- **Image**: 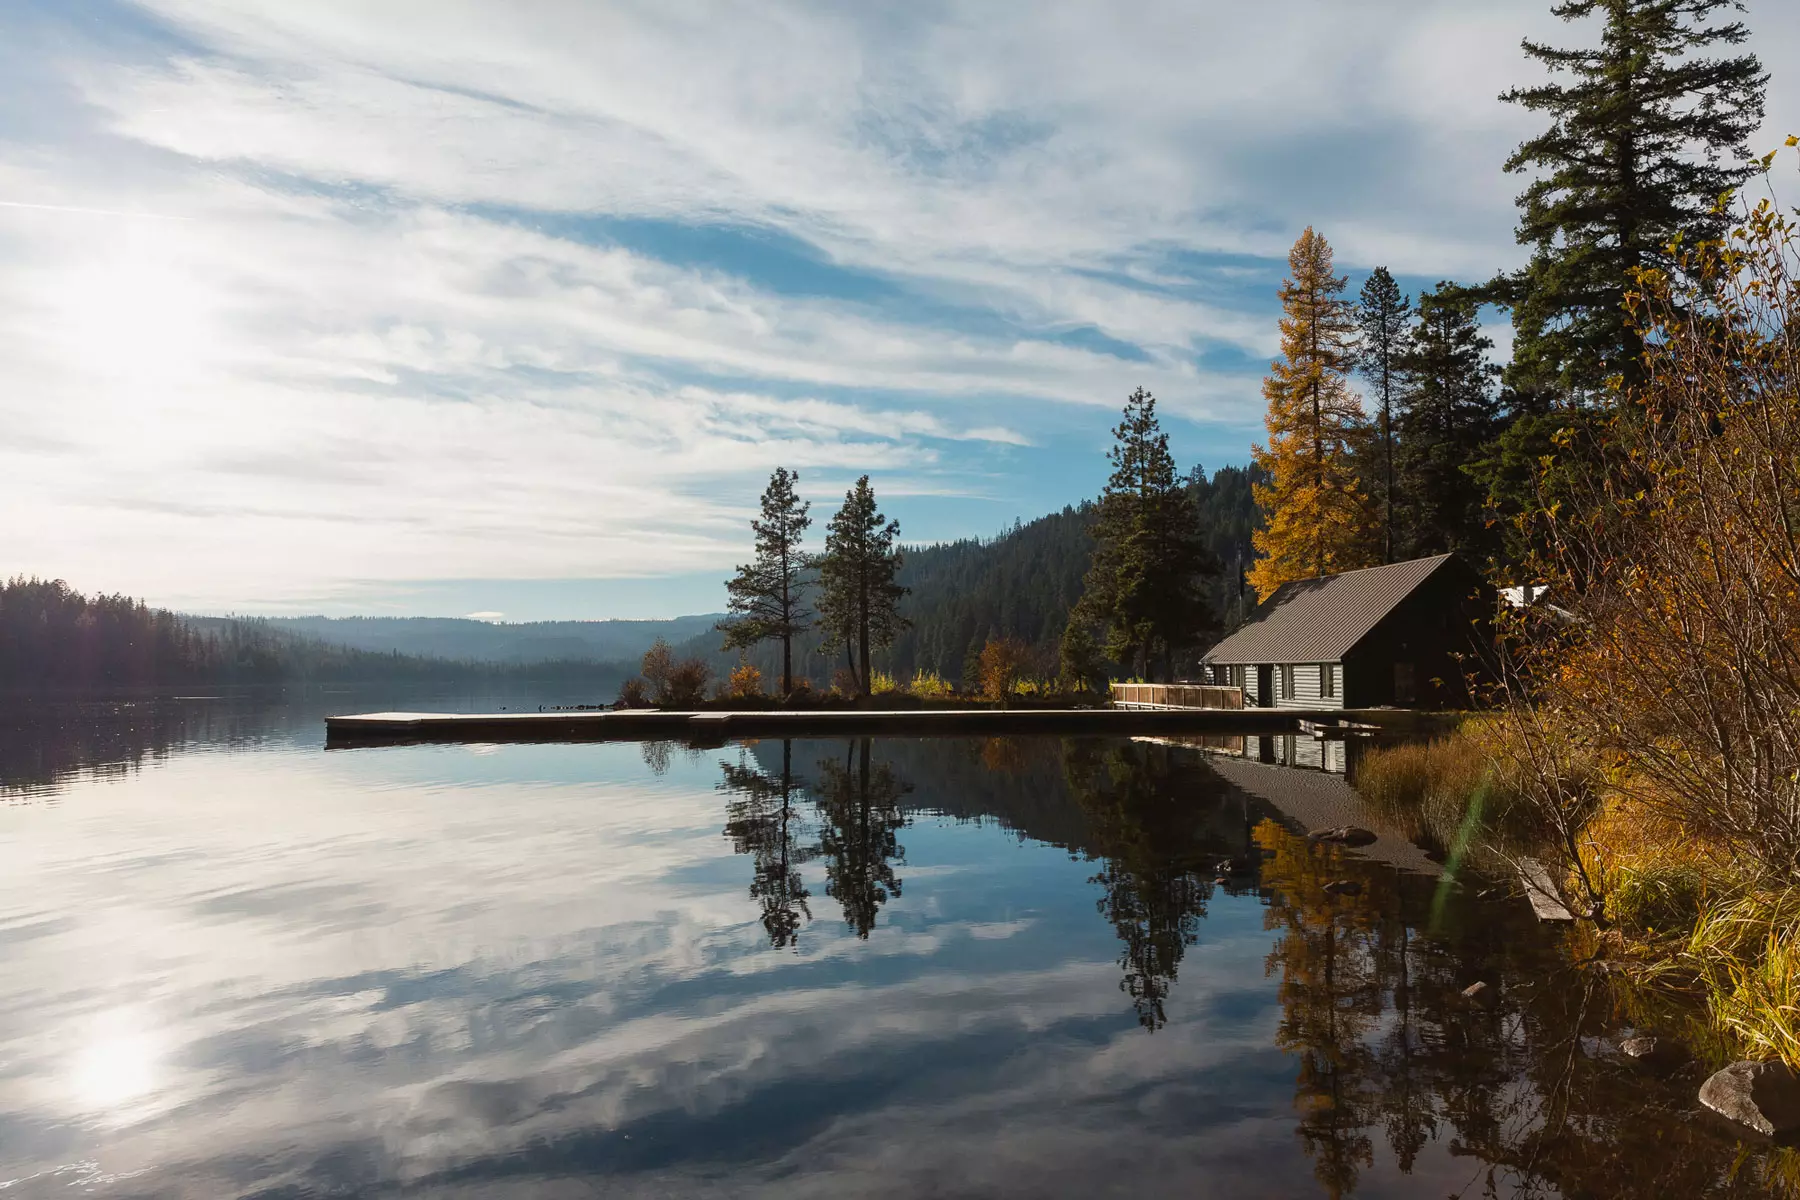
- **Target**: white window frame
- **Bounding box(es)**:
[1320,663,1337,698]
[1279,664,1295,700]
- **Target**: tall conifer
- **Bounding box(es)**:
[1392,284,1502,560]
[1496,0,1765,401]
[815,476,908,696]
[718,467,812,695]
[1075,388,1216,681]
[1355,267,1411,563]
[1250,229,1379,598]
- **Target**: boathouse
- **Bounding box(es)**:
[1200,553,1494,709]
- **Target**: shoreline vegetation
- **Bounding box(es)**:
[1353,162,1800,1090]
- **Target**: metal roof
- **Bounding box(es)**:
[1202,554,1458,665]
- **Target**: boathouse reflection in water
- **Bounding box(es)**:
[718,736,1800,1198]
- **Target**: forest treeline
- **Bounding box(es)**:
[0,577,626,691]
[696,0,1777,694]
[676,463,1262,693]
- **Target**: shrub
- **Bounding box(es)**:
[869,670,902,695]
[726,660,764,700]
[617,676,650,708]
[906,670,954,699]
[641,638,674,703]
[665,658,711,707]
[978,636,1029,701]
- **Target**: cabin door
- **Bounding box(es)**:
[1256,665,1274,708]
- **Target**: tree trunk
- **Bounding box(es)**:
[780,562,793,696]
[858,563,871,697]
[1382,360,1394,564]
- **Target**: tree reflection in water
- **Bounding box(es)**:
[711,736,1800,1196]
[718,740,814,948]
[814,737,910,939]
[1062,739,1260,1031]
[1256,817,1800,1199]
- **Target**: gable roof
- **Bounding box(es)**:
[1202,554,1459,665]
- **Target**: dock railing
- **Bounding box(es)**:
[1109,682,1245,710]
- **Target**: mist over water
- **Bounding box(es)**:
[0,693,1782,1197]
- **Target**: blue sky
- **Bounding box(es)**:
[1,0,1794,620]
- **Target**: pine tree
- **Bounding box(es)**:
[1075,389,1217,681]
[717,467,812,695]
[815,476,908,696]
[1354,267,1411,564]
[1391,284,1502,560]
[1250,229,1379,598]
[1496,0,1765,402]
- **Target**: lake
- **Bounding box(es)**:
[0,690,1788,1198]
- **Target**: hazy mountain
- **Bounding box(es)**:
[257,614,724,665]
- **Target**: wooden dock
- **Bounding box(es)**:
[1518,857,1576,922]
[1298,718,1381,740]
[1110,683,1244,710]
[324,706,1393,748]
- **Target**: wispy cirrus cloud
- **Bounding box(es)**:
[1,0,1794,615]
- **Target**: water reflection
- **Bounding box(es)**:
[7,701,1800,1197]
[718,741,814,948]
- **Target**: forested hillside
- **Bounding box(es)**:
[261,614,721,664]
[680,464,1264,688]
[0,578,627,692]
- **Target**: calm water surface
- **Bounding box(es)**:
[0,691,1787,1197]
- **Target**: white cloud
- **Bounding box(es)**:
[1,0,1794,610]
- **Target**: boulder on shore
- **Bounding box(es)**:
[1309,826,1377,847]
[1699,1061,1800,1139]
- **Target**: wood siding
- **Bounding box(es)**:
[1272,663,1346,711]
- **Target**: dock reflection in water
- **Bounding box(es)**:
[0,697,1793,1197]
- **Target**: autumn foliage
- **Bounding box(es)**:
[1515,178,1800,882]
[1250,228,1381,598]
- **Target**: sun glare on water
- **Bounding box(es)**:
[70,1017,164,1111]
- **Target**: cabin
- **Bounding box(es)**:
[1200,553,1494,709]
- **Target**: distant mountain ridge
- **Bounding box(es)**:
[256,614,725,666]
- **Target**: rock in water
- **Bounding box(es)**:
[1322,879,1363,896]
[1699,1061,1800,1138]
[1461,981,1493,1004]
[1309,826,1377,847]
[1620,1036,1659,1059]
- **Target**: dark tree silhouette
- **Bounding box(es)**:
[814,477,908,695]
[1355,267,1411,563]
[719,740,815,948]
[1494,0,1766,402]
[1074,389,1218,681]
[718,467,813,696]
[813,738,909,938]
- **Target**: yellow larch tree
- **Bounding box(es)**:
[1249,227,1380,599]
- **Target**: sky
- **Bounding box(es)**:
[1,1,1795,620]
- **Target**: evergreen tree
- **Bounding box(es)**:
[717,467,812,695]
[1495,0,1766,402]
[1076,388,1217,681]
[1250,229,1379,598]
[1355,267,1411,563]
[1391,284,1503,560]
[1057,618,1107,694]
[814,476,908,696]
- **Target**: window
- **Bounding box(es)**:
[1321,663,1337,698]
[1279,665,1295,700]
[1394,662,1417,703]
